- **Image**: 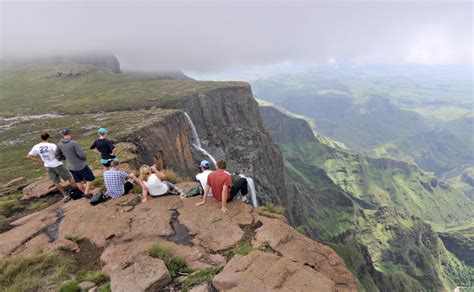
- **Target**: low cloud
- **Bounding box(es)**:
[1,1,472,72]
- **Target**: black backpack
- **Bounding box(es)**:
[69,188,84,200]
[90,192,111,206]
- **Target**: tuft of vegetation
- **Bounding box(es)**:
[182,267,220,291]
[78,270,109,285]
[65,234,80,243]
[257,204,285,218]
[98,282,111,292]
[0,252,74,291]
[148,243,193,278]
[59,279,79,292]
[164,169,181,184]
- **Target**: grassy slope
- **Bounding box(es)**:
[281,141,474,291]
[281,141,473,226]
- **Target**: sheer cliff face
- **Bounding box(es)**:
[162,84,287,205]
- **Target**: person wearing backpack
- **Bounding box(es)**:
[55,129,95,196]
[27,132,76,200]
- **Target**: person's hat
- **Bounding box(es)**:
[98,127,108,135]
[199,160,210,168]
[61,129,72,135]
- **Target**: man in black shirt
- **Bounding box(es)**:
[90,128,117,170]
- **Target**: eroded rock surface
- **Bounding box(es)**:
[21,177,56,200]
[1,191,356,291]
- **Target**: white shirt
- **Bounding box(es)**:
[196,170,213,197]
[28,142,63,168]
[144,174,169,196]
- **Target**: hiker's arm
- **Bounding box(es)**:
[74,143,87,160]
[196,184,210,206]
[27,155,42,164]
[151,166,166,180]
[220,185,229,214]
[55,146,62,159]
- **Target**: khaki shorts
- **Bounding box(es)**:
[46,165,72,184]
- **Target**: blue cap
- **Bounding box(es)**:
[61,129,72,135]
[98,127,108,135]
[199,160,210,168]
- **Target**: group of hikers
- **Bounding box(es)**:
[27,128,250,214]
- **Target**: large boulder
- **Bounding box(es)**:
[110,254,171,292]
[213,251,337,291]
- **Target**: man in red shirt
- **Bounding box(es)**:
[195,159,233,214]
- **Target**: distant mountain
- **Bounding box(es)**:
[251,67,473,176]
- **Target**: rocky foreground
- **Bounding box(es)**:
[0,181,356,291]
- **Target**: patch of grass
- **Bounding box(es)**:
[59,279,79,292]
[93,176,104,188]
[0,252,74,291]
[148,243,193,278]
[164,169,181,184]
[182,267,220,291]
[234,240,254,256]
[257,204,285,218]
[78,270,109,285]
[98,282,111,292]
[65,234,80,243]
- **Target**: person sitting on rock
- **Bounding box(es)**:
[55,129,95,196]
[27,132,76,200]
[103,160,136,198]
[195,159,248,214]
[138,165,182,203]
[195,160,213,197]
[90,127,118,170]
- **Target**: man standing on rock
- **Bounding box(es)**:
[27,132,76,199]
[196,159,247,214]
[90,127,117,170]
[55,129,95,196]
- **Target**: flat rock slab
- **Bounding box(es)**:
[5,176,26,188]
[212,251,337,292]
[179,197,254,251]
[110,254,171,292]
[21,177,56,200]
[253,215,357,291]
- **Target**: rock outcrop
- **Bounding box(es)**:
[0,190,356,291]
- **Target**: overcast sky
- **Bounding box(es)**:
[1,1,472,72]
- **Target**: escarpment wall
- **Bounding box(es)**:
[164,83,287,205]
[122,111,196,178]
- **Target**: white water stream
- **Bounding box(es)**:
[184,112,259,208]
[184,112,217,167]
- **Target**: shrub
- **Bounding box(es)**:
[164,169,181,184]
[148,243,192,278]
[182,267,220,291]
[98,282,111,292]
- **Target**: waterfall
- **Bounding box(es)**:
[240,174,259,208]
[183,112,217,167]
[184,112,258,208]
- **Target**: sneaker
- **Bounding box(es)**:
[63,195,71,202]
[242,196,250,204]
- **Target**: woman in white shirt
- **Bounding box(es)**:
[138,165,181,202]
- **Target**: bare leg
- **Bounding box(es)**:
[68,178,76,188]
[55,183,67,196]
[76,182,85,193]
[84,181,93,195]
